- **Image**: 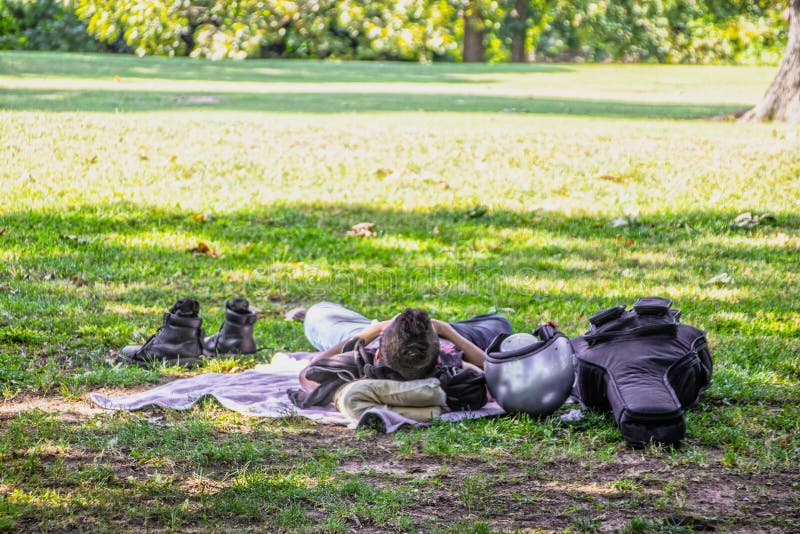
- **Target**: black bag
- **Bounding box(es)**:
[572,297,712,447]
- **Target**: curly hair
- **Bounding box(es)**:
[379,308,439,380]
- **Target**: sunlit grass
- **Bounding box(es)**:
[0,52,798,532]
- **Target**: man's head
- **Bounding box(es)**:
[378,308,439,380]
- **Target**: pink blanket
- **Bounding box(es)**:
[90,355,505,433]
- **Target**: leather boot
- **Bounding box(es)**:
[203,298,257,356]
[120,298,205,367]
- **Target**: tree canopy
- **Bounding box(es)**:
[0,0,790,63]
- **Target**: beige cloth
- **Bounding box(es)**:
[334,378,448,422]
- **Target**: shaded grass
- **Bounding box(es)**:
[0,52,799,532]
[2,204,798,405]
[0,88,748,118]
[2,406,796,532]
[0,51,572,84]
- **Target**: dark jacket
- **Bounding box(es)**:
[288,337,487,411]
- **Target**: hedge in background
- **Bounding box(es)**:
[536,0,787,64]
[0,0,790,63]
[0,0,104,51]
[74,0,462,61]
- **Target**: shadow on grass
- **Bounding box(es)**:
[2,201,798,304]
[0,51,572,84]
[0,87,749,119]
[1,201,798,405]
[1,408,798,532]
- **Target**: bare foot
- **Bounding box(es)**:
[284,307,307,322]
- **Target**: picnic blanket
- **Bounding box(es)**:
[89,354,506,433]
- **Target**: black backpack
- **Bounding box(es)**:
[572,297,712,447]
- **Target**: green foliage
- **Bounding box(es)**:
[536,0,787,64]
[0,1,23,50]
[0,0,791,62]
[0,0,101,51]
[75,0,461,60]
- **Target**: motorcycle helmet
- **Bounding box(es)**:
[485,322,575,416]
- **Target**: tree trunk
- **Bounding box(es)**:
[462,9,485,63]
[509,0,529,63]
[739,1,800,122]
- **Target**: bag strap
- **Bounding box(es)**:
[533,321,561,342]
[584,321,678,344]
[633,297,672,315]
[589,306,625,327]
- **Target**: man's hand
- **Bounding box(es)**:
[431,318,486,369]
[357,318,393,344]
[431,319,451,337]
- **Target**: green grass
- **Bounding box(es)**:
[1,51,799,532]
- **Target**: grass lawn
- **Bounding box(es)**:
[1,51,799,532]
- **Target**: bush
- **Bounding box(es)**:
[1,0,791,64]
[0,0,104,51]
[0,1,23,49]
[535,0,786,65]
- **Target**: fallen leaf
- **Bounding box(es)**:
[113,75,121,83]
[70,275,88,286]
[189,214,208,222]
[466,206,487,218]
[138,154,149,161]
[188,241,219,257]
[438,181,450,189]
[89,155,98,164]
[733,212,774,228]
[0,226,6,236]
[597,173,624,182]
[60,234,92,245]
[560,408,584,422]
[243,242,253,253]
[373,167,393,178]
[346,222,377,238]
[706,272,733,285]
[733,212,753,227]
[170,154,178,163]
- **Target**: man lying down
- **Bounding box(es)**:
[284,302,512,421]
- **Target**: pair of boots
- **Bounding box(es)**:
[120,297,258,367]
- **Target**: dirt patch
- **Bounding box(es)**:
[0,387,151,422]
[375,451,800,532]
[174,95,220,105]
[340,458,444,478]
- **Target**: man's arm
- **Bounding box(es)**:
[298,319,391,391]
[355,319,391,344]
[305,319,390,364]
[431,319,486,369]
